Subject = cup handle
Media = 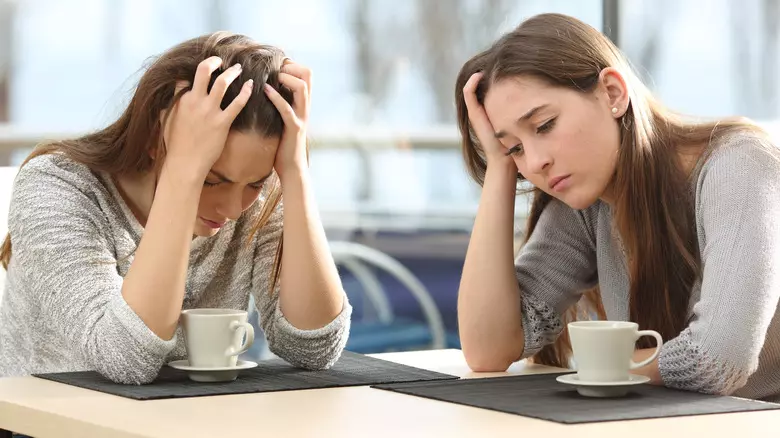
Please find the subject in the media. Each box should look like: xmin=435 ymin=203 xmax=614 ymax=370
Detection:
xmin=629 ymin=330 xmax=664 ymax=369
xmin=225 ymin=321 xmax=255 ymax=357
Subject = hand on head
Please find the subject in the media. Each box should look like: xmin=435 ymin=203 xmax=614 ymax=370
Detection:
xmin=462 ymin=71 xmax=514 ymax=167
xmin=264 ymin=59 xmax=312 ymax=179
xmin=161 ymin=54 xmax=312 ymax=184
xmin=162 ymin=56 xmax=254 ymax=179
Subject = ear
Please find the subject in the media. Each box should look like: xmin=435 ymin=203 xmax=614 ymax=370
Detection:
xmin=598 ymin=67 xmax=630 ymax=118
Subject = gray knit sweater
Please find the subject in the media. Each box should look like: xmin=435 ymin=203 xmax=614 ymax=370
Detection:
xmin=0 ymin=154 xmax=352 ymax=384
xmin=517 ymin=132 xmax=780 ymax=401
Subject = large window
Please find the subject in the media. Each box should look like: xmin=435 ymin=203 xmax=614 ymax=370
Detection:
xmin=2 ymin=0 xmax=601 ymax=227
xmin=11 ymin=1 xmax=777 ymax=351
xmin=619 ymin=0 xmax=780 ymax=125
xmin=6 ymin=1 xmax=779 ymax=219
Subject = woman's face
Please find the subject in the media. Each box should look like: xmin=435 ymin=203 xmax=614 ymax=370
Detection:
xmin=193 ymin=131 xmax=278 ymax=237
xmin=482 ymin=72 xmax=626 ymax=209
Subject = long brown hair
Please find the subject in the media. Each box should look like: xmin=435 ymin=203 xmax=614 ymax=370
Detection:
xmin=455 ymin=13 xmax=768 ymax=367
xmin=0 ymin=32 xmax=296 ymax=292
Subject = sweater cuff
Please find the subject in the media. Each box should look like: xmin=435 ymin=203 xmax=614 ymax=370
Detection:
xmin=521 ymin=293 xmax=563 ymax=359
xmin=273 ymin=298 xmax=352 ymax=339
xmin=267 ymin=297 xmax=352 ymax=370
xmin=658 ymin=330 xmax=750 ymax=395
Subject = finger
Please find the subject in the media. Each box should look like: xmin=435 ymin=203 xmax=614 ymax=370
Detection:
xmin=222 ymin=79 xmax=254 ymax=121
xmin=192 ymin=56 xmax=223 ymax=95
xmin=263 ymin=83 xmax=298 ymax=126
xmin=163 ymin=80 xmax=191 ymax=147
xmin=208 ymin=63 xmax=243 ymax=104
xmin=462 ymin=72 xmax=484 ymax=116
xmin=280 ymin=61 xmax=312 ymax=101
xmin=173 ymin=80 xmax=190 ymax=97
xmin=462 ymin=72 xmax=494 ymax=138
xmin=277 ymin=72 xmax=308 ymax=120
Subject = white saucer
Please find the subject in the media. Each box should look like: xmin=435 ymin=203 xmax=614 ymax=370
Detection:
xmin=167 ymin=359 xmax=258 ymax=383
xmin=556 ymin=373 xmax=650 ymax=398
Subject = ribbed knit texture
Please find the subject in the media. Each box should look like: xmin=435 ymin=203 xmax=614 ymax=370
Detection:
xmin=515 ymin=132 xmax=780 ymax=401
xmin=0 ymin=153 xmax=351 ymax=384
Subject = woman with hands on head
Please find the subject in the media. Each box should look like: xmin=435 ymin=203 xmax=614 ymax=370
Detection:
xmin=0 ymin=32 xmax=351 ymax=384
xmin=456 ymin=13 xmax=780 ymax=401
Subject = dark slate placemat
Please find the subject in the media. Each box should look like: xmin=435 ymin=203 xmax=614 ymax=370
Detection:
xmin=373 ymin=372 xmax=780 ymax=424
xmin=33 ymin=351 xmax=458 ymax=401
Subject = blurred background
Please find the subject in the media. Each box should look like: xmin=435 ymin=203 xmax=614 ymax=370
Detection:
xmin=0 ymin=0 xmax=779 ymax=357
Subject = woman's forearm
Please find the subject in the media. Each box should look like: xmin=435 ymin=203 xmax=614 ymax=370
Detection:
xmin=277 ymin=168 xmax=344 ymax=329
xmin=121 ymin=164 xmax=203 ymax=340
xmin=458 ymin=162 xmax=526 ymax=371
xmin=633 ymin=348 xmax=663 ymax=384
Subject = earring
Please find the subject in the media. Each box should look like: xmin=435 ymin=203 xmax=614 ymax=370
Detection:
xmin=611 ymin=107 xmax=618 ymax=115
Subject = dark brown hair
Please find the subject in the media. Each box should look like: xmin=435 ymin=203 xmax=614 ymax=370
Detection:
xmin=0 ymin=32 xmax=296 ymax=293
xmin=455 ymin=13 xmax=767 ymax=367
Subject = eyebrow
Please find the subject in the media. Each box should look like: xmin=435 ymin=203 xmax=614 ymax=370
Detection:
xmin=494 ymin=104 xmax=549 ymax=139
xmin=209 ymin=169 xmax=272 ymax=185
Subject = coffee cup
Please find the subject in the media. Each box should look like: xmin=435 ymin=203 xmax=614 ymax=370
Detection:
xmin=180 ymin=308 xmax=255 ymax=368
xmin=568 ymin=321 xmax=663 ymax=382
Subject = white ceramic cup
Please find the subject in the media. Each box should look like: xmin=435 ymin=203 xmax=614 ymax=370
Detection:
xmin=180 ymin=309 xmax=255 ymax=368
xmin=568 ymin=321 xmax=663 ymax=382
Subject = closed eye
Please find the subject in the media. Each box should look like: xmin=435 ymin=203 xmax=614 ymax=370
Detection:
xmin=205 ymin=170 xmax=271 ymax=189
xmin=505 ymin=144 xmax=524 ymax=156
xmin=204 ymin=181 xmax=264 ymax=190
xmin=536 ymin=118 xmax=556 ymax=134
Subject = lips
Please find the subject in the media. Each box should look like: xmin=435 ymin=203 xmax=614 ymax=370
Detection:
xmin=548 ymin=175 xmax=570 ymax=191
xmin=200 ymin=217 xmax=226 ymax=229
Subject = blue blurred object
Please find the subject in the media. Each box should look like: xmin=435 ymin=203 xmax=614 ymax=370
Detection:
xmin=331 ymin=241 xmax=450 ymax=354
xmin=241 ymin=296 xmax=272 ymax=362
xmin=241 ymin=240 xmax=462 ymax=359
xmin=346 ymin=319 xmax=435 ymax=353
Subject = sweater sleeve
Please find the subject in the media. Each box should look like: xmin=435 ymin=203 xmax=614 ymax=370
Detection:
xmin=8 ymin=160 xmax=176 ymax=384
xmin=250 ymin=197 xmax=351 ymax=370
xmin=658 ymin=138 xmax=780 ymax=395
xmin=515 ymin=199 xmax=599 ymax=358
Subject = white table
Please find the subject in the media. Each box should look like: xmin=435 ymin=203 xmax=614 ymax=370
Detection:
xmin=0 ymin=349 xmax=778 ymax=437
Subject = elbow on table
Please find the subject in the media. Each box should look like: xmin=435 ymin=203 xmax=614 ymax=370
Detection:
xmin=268 ymin=332 xmax=349 ymax=371
xmin=461 ymin=334 xmax=524 ymax=373
xmin=85 ymin=337 xmax=169 ymax=385
xmin=463 ymin=349 xmax=517 ymax=373
xmin=277 ymin=348 xmax=343 ymax=371
xmin=93 ymin=359 xmax=163 ymax=385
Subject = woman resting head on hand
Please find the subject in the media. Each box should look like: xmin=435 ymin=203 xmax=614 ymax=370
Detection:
xmin=455 ymin=12 xmax=780 ymax=401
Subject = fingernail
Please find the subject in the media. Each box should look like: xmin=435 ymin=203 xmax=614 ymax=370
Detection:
xmin=263 ymin=84 xmax=272 ymax=93
xmin=234 ymin=63 xmax=242 ymax=70
xmin=246 ymin=79 xmax=254 ymax=89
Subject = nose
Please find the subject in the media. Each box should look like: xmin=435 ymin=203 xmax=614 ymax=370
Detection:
xmin=216 ymin=188 xmax=243 ymax=221
xmin=523 ymin=143 xmax=553 ymax=175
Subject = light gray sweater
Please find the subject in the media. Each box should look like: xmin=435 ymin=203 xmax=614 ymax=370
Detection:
xmin=517 ymin=132 xmax=780 ymax=401
xmin=0 ymin=154 xmax=352 ymax=384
